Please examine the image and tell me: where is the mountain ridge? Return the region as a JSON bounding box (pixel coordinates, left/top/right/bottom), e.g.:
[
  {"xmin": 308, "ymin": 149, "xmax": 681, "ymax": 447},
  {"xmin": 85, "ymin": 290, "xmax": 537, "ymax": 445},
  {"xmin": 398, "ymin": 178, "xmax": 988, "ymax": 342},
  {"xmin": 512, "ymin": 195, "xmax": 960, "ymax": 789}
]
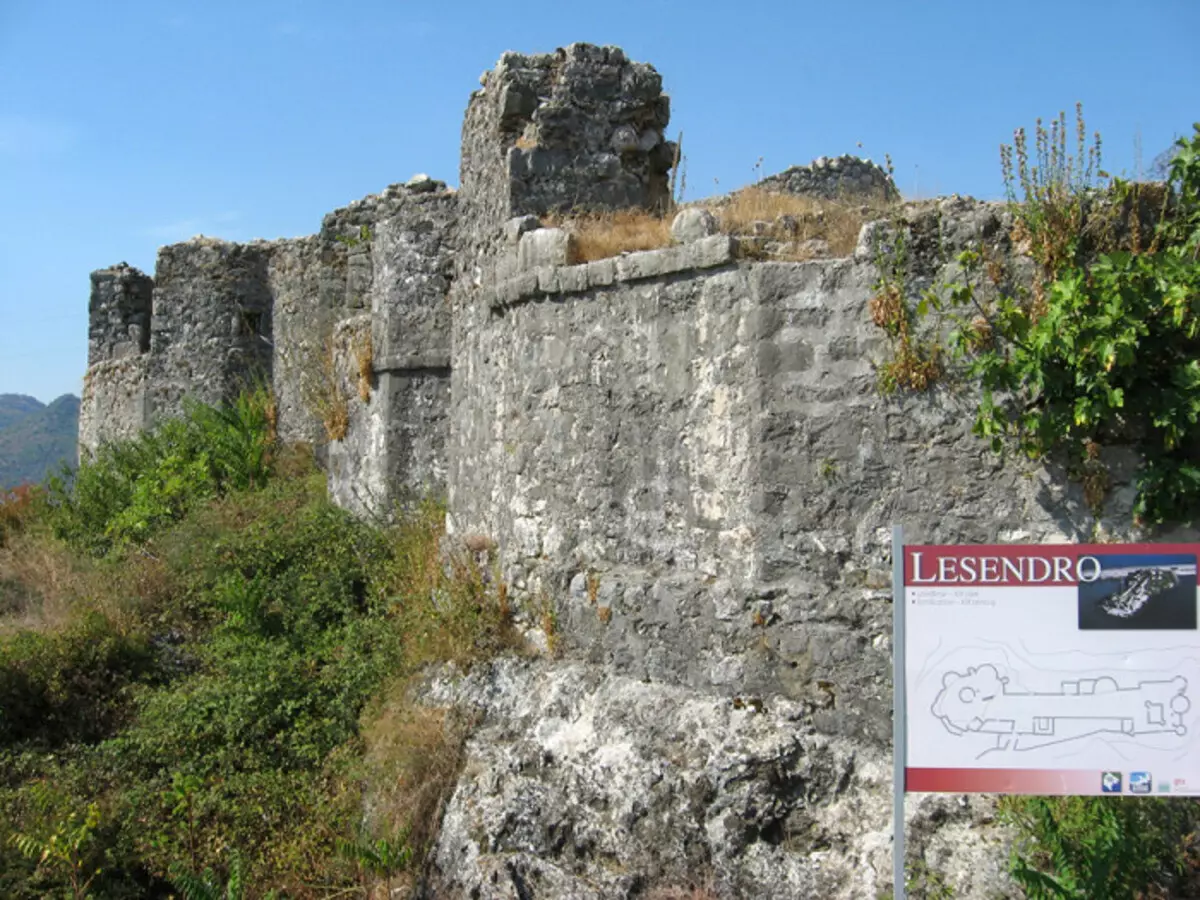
[{"xmin": 0, "ymin": 392, "xmax": 80, "ymax": 490}]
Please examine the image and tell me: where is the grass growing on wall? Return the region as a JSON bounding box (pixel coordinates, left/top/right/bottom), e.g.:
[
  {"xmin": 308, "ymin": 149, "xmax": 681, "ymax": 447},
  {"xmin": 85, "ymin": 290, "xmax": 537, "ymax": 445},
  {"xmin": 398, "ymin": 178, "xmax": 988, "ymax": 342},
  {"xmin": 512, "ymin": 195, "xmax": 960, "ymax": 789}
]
[
  {"xmin": 543, "ymin": 185, "xmax": 893, "ymax": 263},
  {"xmin": 0, "ymin": 390, "xmax": 516, "ymax": 898}
]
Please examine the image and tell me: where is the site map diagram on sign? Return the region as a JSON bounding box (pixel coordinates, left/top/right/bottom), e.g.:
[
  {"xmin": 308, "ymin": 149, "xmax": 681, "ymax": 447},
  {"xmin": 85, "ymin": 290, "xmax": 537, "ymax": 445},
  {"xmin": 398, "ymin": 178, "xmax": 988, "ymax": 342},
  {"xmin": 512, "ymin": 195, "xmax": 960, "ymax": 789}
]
[
  {"xmin": 903, "ymin": 543, "xmax": 1200, "ymax": 795},
  {"xmin": 931, "ymin": 665, "xmax": 1190, "ymax": 758}
]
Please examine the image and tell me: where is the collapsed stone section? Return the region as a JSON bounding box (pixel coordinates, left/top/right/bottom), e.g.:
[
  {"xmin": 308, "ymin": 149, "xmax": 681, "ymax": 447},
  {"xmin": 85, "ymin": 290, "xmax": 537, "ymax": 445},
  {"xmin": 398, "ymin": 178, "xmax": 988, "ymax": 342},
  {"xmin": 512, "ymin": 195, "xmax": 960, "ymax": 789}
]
[
  {"xmin": 755, "ymin": 154, "xmax": 899, "ymax": 202},
  {"xmin": 88, "ymin": 264, "xmax": 154, "ymax": 363}
]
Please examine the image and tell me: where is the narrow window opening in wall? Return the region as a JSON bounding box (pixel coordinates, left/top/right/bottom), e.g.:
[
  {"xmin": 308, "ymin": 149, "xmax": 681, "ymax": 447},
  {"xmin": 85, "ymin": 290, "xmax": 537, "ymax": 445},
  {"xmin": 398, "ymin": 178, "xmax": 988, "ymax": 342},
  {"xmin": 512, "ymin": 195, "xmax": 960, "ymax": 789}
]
[{"xmin": 239, "ymin": 310, "xmax": 263, "ymax": 337}]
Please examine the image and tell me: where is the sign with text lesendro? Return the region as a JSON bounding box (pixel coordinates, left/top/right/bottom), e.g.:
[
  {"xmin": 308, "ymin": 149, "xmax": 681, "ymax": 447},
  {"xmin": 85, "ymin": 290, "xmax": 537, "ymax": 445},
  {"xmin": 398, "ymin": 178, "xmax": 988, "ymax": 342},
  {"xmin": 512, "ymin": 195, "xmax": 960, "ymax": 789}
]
[{"xmin": 904, "ymin": 543, "xmax": 1200, "ymax": 796}]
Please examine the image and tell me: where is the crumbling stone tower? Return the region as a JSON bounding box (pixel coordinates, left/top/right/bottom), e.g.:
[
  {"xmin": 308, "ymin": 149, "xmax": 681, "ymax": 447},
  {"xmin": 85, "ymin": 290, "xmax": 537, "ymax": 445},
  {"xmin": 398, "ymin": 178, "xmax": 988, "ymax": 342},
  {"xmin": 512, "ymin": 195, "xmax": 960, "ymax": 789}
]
[
  {"xmin": 79, "ymin": 264, "xmax": 155, "ymax": 450},
  {"xmin": 461, "ymin": 44, "xmax": 674, "ymax": 225}
]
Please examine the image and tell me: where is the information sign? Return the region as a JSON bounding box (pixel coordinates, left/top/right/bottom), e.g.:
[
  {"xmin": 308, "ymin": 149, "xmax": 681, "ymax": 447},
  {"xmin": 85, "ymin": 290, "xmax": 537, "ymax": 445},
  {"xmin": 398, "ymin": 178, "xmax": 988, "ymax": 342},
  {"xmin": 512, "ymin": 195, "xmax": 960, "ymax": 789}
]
[{"xmin": 902, "ymin": 542, "xmax": 1200, "ymax": 797}]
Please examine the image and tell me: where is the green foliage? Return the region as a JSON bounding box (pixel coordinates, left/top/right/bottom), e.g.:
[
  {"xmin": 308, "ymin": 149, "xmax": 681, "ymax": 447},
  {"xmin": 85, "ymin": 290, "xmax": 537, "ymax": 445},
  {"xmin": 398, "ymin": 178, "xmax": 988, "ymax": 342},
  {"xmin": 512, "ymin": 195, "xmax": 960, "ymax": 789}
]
[
  {"xmin": 333, "ymin": 224, "xmax": 373, "ymax": 248},
  {"xmin": 888, "ymin": 120, "xmax": 1200, "ymax": 525},
  {"xmin": 46, "ymin": 388, "xmax": 277, "ymax": 556},
  {"xmin": 336, "ymin": 828, "xmax": 413, "ymax": 897},
  {"xmin": 0, "ymin": 612, "xmax": 158, "ymax": 747},
  {"xmin": 979, "ymin": 125, "xmax": 1200, "ymax": 523},
  {"xmin": 998, "ymin": 795, "xmax": 1200, "ymax": 899},
  {"xmin": 169, "ymin": 850, "xmax": 258, "ymax": 900},
  {"xmin": 870, "ymin": 196, "xmax": 944, "ymax": 394},
  {"xmin": 7, "ymin": 781, "xmax": 104, "ymax": 900},
  {"xmin": 0, "ymin": 388, "xmax": 515, "ymax": 897}
]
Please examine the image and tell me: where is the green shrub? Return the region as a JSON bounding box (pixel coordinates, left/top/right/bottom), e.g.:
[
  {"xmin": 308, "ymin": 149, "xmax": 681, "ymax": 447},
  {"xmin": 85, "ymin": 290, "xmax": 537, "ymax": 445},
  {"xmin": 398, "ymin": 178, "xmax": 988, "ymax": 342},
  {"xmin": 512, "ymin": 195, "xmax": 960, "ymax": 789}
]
[
  {"xmin": 884, "ymin": 120, "xmax": 1200, "ymax": 524},
  {"xmin": 46, "ymin": 388, "xmax": 277, "ymax": 556},
  {"xmin": 0, "ymin": 612, "xmax": 158, "ymax": 747},
  {"xmin": 999, "ymin": 795, "xmax": 1200, "ymax": 899},
  {"xmin": 971, "ymin": 123, "xmax": 1200, "ymax": 524},
  {"xmin": 0, "ymin": 388, "xmax": 518, "ymax": 896}
]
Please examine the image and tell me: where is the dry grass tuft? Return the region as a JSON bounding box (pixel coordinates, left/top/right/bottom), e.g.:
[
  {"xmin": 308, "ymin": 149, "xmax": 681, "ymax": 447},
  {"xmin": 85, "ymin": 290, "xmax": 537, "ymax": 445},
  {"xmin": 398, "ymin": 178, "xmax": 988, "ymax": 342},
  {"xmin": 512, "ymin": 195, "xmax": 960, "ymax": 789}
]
[
  {"xmin": 0, "ymin": 531, "xmax": 86, "ymax": 632},
  {"xmin": 0, "ymin": 526, "xmax": 176, "ymax": 636},
  {"xmin": 543, "ymin": 210, "xmax": 672, "ymax": 262},
  {"xmin": 460, "ymin": 533, "xmax": 496, "ymax": 556},
  {"xmin": 715, "ymin": 187, "xmax": 882, "ymax": 259},
  {"xmin": 375, "ymin": 502, "xmax": 520, "ymax": 672},
  {"xmin": 359, "ymin": 683, "xmax": 475, "ymax": 881},
  {"xmin": 301, "ymin": 334, "xmax": 349, "ymax": 442},
  {"xmin": 0, "ymin": 484, "xmax": 42, "ymax": 550},
  {"xmin": 543, "ymin": 187, "xmax": 893, "ymax": 264},
  {"xmin": 353, "ymin": 329, "xmax": 374, "ymax": 403}
]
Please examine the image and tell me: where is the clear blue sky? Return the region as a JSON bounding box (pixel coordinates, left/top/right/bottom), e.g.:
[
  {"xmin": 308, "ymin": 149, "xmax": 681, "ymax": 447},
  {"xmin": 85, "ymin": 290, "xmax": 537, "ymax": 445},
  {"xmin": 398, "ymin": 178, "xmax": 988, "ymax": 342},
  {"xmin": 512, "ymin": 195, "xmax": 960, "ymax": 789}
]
[{"xmin": 1, "ymin": 0, "xmax": 1196, "ymax": 404}]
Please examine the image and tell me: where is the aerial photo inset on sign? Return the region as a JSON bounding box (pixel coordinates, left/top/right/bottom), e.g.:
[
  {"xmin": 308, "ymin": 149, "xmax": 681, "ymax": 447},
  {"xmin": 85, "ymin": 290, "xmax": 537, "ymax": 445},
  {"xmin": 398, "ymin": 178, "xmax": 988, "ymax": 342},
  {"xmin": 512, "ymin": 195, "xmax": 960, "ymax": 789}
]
[{"xmin": 1077, "ymin": 553, "xmax": 1198, "ymax": 630}]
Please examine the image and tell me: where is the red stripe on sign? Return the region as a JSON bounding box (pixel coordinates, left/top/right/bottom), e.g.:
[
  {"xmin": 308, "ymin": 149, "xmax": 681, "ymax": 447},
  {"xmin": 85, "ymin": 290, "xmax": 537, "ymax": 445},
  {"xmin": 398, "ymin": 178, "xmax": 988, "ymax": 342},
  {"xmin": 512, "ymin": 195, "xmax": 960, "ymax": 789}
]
[
  {"xmin": 903, "ymin": 543, "xmax": 1198, "ymax": 587},
  {"xmin": 906, "ymin": 768, "xmax": 1103, "ymax": 795}
]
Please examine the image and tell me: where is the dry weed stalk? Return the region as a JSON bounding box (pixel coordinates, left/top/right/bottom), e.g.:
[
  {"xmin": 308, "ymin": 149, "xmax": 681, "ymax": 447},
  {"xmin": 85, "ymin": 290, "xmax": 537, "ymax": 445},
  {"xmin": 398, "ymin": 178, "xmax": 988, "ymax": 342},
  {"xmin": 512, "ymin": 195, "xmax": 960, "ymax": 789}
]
[
  {"xmin": 320, "ymin": 335, "xmax": 349, "ymax": 441},
  {"xmin": 353, "ymin": 329, "xmax": 374, "ymax": 403}
]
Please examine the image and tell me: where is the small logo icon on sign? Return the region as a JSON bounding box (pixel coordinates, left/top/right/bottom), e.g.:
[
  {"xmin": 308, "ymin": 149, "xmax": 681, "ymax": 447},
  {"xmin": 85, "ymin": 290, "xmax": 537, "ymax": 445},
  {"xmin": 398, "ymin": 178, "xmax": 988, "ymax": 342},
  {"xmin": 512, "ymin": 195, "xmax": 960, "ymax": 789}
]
[
  {"xmin": 1101, "ymin": 771, "xmax": 1123, "ymax": 793},
  {"xmin": 1157, "ymin": 781, "xmax": 1172, "ymax": 793},
  {"xmin": 1129, "ymin": 772, "xmax": 1152, "ymax": 794}
]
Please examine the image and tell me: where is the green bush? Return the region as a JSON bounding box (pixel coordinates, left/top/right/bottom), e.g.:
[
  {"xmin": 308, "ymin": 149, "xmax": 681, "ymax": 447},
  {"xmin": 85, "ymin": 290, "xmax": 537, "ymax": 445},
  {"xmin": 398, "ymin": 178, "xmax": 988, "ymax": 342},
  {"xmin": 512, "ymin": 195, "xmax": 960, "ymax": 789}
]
[
  {"xmin": 972, "ymin": 124, "xmax": 1200, "ymax": 524},
  {"xmin": 999, "ymin": 795, "xmax": 1200, "ymax": 899},
  {"xmin": 0, "ymin": 612, "xmax": 158, "ymax": 747},
  {"xmin": 46, "ymin": 388, "xmax": 277, "ymax": 556},
  {"xmin": 0, "ymin": 387, "xmax": 516, "ymax": 896},
  {"xmin": 890, "ymin": 121, "xmax": 1200, "ymax": 525}
]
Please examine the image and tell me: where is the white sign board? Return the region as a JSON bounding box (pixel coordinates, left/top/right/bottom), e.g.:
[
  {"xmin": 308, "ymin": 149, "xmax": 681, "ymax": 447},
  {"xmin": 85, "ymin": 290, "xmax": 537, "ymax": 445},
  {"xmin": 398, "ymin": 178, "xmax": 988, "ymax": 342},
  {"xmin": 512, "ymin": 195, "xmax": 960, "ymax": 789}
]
[{"xmin": 902, "ymin": 543, "xmax": 1200, "ymax": 796}]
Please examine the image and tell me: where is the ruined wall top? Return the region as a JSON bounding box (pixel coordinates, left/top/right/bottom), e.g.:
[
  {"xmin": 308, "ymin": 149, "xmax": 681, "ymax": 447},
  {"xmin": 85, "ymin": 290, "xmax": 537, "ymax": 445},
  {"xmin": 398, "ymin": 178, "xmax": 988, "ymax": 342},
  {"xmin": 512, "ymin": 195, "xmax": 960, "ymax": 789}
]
[
  {"xmin": 755, "ymin": 154, "xmax": 899, "ymax": 203},
  {"xmin": 87, "ymin": 263, "xmax": 154, "ymax": 367}
]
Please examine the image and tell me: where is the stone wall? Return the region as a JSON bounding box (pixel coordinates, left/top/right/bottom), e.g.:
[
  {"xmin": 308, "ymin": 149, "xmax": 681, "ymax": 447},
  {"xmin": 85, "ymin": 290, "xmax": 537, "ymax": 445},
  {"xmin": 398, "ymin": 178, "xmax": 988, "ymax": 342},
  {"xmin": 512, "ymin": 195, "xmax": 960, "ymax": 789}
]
[
  {"xmin": 82, "ymin": 179, "xmax": 458, "ymax": 520},
  {"xmin": 324, "ymin": 178, "xmax": 457, "ymax": 517},
  {"xmin": 445, "ymin": 204, "xmax": 1123, "ymax": 738},
  {"xmin": 428, "ymin": 198, "xmax": 1165, "ymax": 898},
  {"xmin": 78, "ymin": 357, "xmax": 150, "ymax": 453},
  {"xmin": 140, "ymin": 238, "xmax": 274, "ymax": 427}
]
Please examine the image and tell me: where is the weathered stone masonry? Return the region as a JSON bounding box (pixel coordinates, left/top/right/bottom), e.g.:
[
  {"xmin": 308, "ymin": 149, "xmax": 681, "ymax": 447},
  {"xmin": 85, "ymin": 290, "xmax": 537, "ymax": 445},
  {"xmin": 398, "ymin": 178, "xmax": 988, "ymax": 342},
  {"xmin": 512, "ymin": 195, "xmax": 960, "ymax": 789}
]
[{"xmin": 80, "ymin": 43, "xmax": 1175, "ymax": 899}]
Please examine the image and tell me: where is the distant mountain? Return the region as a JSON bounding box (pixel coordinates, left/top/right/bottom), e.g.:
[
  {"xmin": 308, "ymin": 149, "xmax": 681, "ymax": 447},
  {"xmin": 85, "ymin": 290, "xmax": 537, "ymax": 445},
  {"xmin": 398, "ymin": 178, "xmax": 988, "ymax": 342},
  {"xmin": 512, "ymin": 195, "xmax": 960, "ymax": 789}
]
[
  {"xmin": 0, "ymin": 395, "xmax": 45, "ymax": 432},
  {"xmin": 0, "ymin": 393, "xmax": 80, "ymax": 491}
]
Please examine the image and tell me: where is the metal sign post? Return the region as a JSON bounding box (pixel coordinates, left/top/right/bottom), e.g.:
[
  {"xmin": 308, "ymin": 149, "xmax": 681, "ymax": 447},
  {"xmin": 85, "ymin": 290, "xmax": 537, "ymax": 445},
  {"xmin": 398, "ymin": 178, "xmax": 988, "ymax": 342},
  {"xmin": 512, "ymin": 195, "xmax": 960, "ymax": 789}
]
[{"xmin": 892, "ymin": 524, "xmax": 907, "ymax": 900}]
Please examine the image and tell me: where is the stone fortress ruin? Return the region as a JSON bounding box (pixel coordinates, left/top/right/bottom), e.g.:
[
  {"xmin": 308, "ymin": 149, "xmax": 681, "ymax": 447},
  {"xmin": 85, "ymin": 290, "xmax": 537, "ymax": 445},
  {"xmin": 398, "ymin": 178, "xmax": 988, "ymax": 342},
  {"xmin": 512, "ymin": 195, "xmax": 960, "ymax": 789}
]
[{"xmin": 79, "ymin": 42, "xmax": 1170, "ymax": 899}]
